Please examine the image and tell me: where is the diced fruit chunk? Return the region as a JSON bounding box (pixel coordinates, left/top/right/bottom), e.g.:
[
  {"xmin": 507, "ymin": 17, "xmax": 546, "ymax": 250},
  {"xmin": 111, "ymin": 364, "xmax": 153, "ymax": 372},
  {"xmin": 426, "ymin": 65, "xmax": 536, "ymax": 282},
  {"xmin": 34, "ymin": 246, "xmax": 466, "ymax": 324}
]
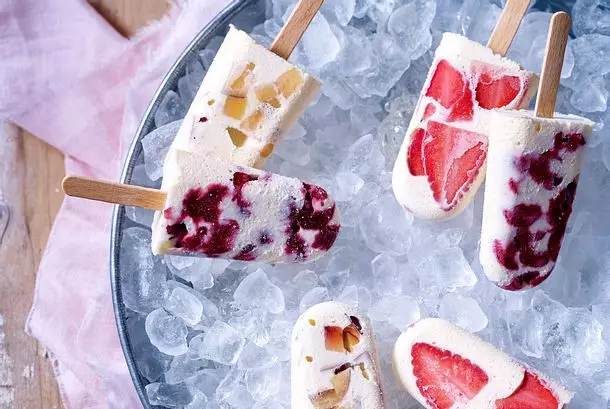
[
  {"xmin": 227, "ymin": 127, "xmax": 248, "ymax": 147},
  {"xmin": 260, "ymin": 143, "xmax": 274, "ymax": 158},
  {"xmin": 325, "ymin": 326, "xmax": 345, "ymax": 352},
  {"xmin": 342, "ymin": 326, "xmax": 361, "ymax": 352},
  {"xmin": 423, "ymin": 121, "xmax": 486, "ymax": 210},
  {"xmin": 276, "ymin": 68, "xmax": 304, "ymax": 98},
  {"xmin": 407, "ymin": 128, "xmax": 426, "ymax": 176},
  {"xmin": 309, "ymin": 389, "xmax": 342, "ymax": 409},
  {"xmin": 224, "ymin": 96, "xmax": 247, "ymax": 120},
  {"xmin": 255, "ymin": 84, "xmax": 282, "ymax": 108},
  {"xmin": 229, "ymin": 62, "xmax": 255, "ymax": 97},
  {"xmin": 426, "ymin": 60, "xmax": 468, "ymax": 110},
  {"xmin": 495, "ymin": 371, "xmax": 560, "ymax": 409},
  {"xmin": 411, "ymin": 342, "xmax": 489, "ymax": 409},
  {"xmin": 475, "ymin": 70, "xmax": 522, "ymax": 109},
  {"xmin": 241, "ymin": 108, "xmax": 265, "ymax": 131},
  {"xmin": 447, "ymin": 86, "xmax": 473, "ymax": 122},
  {"xmin": 330, "ymin": 369, "xmax": 351, "ymax": 401}
]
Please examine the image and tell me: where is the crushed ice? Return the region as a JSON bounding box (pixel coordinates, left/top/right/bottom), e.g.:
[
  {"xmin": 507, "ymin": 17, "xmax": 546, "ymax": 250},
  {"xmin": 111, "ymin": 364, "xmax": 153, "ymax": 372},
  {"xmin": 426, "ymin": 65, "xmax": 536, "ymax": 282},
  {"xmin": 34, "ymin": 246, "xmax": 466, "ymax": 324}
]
[{"xmin": 116, "ymin": 0, "xmax": 610, "ymax": 407}]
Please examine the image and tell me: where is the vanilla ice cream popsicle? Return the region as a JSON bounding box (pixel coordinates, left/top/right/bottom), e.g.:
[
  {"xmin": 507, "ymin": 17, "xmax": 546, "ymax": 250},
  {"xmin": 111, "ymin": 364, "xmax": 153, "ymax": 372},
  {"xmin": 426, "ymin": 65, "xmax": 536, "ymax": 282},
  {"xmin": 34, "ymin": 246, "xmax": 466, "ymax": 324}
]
[
  {"xmin": 393, "ymin": 318, "xmax": 573, "ymax": 409},
  {"xmin": 291, "ymin": 302, "xmax": 385, "ymax": 409},
  {"xmin": 392, "ymin": 0, "xmax": 537, "ymax": 220},
  {"xmin": 150, "ymin": 150, "xmax": 340, "ymax": 262},
  {"xmin": 169, "ymin": 25, "xmax": 321, "ymax": 168},
  {"xmin": 480, "ymin": 111, "xmax": 592, "ymax": 290}
]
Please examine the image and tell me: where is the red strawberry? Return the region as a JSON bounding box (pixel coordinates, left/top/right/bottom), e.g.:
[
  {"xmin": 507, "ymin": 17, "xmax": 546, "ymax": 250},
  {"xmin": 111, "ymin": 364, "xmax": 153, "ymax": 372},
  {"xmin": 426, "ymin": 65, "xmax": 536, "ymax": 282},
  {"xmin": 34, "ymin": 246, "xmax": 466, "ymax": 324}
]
[
  {"xmin": 423, "ymin": 121, "xmax": 487, "ymax": 209},
  {"xmin": 426, "ymin": 60, "xmax": 468, "ymax": 110},
  {"xmin": 447, "ymin": 86, "xmax": 474, "ymax": 122},
  {"xmin": 475, "ymin": 70, "xmax": 522, "ymax": 109},
  {"xmin": 495, "ymin": 371, "xmax": 560, "ymax": 409},
  {"xmin": 411, "ymin": 342, "xmax": 489, "ymax": 409},
  {"xmin": 407, "ymin": 128, "xmax": 426, "ymax": 176},
  {"xmin": 423, "ymin": 103, "xmax": 436, "ymax": 120}
]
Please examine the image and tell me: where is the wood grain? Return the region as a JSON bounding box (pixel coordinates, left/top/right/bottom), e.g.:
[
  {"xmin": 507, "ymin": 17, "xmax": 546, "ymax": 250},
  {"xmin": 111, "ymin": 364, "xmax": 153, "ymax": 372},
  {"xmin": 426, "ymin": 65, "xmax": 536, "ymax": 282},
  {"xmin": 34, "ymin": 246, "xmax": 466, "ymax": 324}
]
[
  {"xmin": 270, "ymin": 0, "xmax": 324, "ymax": 59},
  {"xmin": 487, "ymin": 0, "xmax": 531, "ymax": 56},
  {"xmin": 63, "ymin": 176, "xmax": 167, "ymax": 210},
  {"xmin": 0, "ymin": 1, "xmax": 172, "ymax": 408},
  {"xmin": 535, "ymin": 12, "xmax": 571, "ymax": 118}
]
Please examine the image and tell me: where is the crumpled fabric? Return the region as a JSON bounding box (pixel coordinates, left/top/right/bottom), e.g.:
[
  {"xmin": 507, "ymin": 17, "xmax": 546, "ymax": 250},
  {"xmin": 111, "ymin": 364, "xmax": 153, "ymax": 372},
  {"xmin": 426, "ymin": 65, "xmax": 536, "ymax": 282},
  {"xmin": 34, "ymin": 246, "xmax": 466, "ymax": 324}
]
[{"xmin": 0, "ymin": 0, "xmax": 231, "ymax": 408}]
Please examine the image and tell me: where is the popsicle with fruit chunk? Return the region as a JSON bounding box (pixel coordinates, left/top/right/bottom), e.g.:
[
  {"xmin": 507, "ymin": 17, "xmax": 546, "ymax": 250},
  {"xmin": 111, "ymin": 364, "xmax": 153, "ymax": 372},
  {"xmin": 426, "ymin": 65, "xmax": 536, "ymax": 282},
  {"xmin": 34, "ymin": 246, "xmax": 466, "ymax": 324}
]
[
  {"xmin": 393, "ymin": 318, "xmax": 573, "ymax": 409},
  {"xmin": 480, "ymin": 12, "xmax": 593, "ymax": 290},
  {"xmin": 392, "ymin": 0, "xmax": 538, "ymax": 220},
  {"xmin": 291, "ymin": 302, "xmax": 386, "ymax": 409},
  {"xmin": 167, "ymin": 0, "xmax": 324, "ymax": 169},
  {"xmin": 62, "ymin": 150, "xmax": 340, "ymax": 263}
]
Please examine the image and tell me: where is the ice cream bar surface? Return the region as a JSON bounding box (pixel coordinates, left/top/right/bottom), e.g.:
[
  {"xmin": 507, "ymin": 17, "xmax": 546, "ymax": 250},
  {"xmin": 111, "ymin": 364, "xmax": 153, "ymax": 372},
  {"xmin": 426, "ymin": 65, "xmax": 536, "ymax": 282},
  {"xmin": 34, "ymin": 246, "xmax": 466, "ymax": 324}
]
[
  {"xmin": 392, "ymin": 32, "xmax": 537, "ymax": 220},
  {"xmin": 480, "ymin": 110, "xmax": 593, "ymax": 290},
  {"xmin": 291, "ymin": 302, "xmax": 386, "ymax": 409}
]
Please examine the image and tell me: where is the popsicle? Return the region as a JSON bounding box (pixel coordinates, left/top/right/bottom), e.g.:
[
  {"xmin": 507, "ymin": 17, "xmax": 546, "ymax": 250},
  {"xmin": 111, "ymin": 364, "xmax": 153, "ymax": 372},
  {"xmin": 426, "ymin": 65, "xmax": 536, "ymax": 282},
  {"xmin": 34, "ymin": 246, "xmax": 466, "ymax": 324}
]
[
  {"xmin": 480, "ymin": 13, "xmax": 593, "ymax": 290},
  {"xmin": 62, "ymin": 150, "xmax": 340, "ymax": 263},
  {"xmin": 393, "ymin": 318, "xmax": 573, "ymax": 409},
  {"xmin": 392, "ymin": 0, "xmax": 538, "ymax": 220},
  {"xmin": 291, "ymin": 302, "xmax": 385, "ymax": 409},
  {"xmin": 167, "ymin": 9, "xmax": 322, "ymax": 169}
]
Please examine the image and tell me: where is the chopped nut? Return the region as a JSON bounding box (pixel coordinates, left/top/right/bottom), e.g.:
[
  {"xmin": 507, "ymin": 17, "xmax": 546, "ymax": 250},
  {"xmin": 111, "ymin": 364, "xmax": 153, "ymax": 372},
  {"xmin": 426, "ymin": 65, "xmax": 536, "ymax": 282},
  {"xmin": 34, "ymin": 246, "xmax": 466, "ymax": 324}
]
[
  {"xmin": 224, "ymin": 96, "xmax": 247, "ymax": 119},
  {"xmin": 207, "ymin": 99, "xmax": 215, "ymax": 105},
  {"xmin": 358, "ymin": 362, "xmax": 369, "ymax": 380},
  {"xmin": 227, "ymin": 127, "xmax": 248, "ymax": 147},
  {"xmin": 229, "ymin": 62, "xmax": 255, "ymax": 97},
  {"xmin": 241, "ymin": 108, "xmax": 264, "ymax": 131},
  {"xmin": 306, "ymin": 356, "xmax": 313, "ymax": 362},
  {"xmin": 330, "ymin": 369, "xmax": 351, "ymax": 401},
  {"xmin": 309, "ymin": 319, "xmax": 316, "ymax": 326},
  {"xmin": 324, "ymin": 326, "xmax": 345, "ymax": 352},
  {"xmin": 309, "ymin": 389, "xmax": 341, "ymax": 409},
  {"xmin": 342, "ymin": 325, "xmax": 361, "ymax": 352},
  {"xmin": 275, "ymin": 68, "xmax": 304, "ymax": 98}
]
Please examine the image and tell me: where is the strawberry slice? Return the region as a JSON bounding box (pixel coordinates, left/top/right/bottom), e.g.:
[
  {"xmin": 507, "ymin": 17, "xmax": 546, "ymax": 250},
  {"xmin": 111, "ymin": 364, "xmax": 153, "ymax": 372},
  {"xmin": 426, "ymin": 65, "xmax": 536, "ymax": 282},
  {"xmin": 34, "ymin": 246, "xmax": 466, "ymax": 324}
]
[
  {"xmin": 447, "ymin": 86, "xmax": 474, "ymax": 122},
  {"xmin": 426, "ymin": 60, "xmax": 468, "ymax": 110},
  {"xmin": 423, "ymin": 103, "xmax": 436, "ymax": 120},
  {"xmin": 407, "ymin": 128, "xmax": 426, "ymax": 176},
  {"xmin": 423, "ymin": 121, "xmax": 487, "ymax": 209},
  {"xmin": 495, "ymin": 371, "xmax": 560, "ymax": 409},
  {"xmin": 475, "ymin": 69, "xmax": 522, "ymax": 109},
  {"xmin": 411, "ymin": 342, "xmax": 489, "ymax": 409}
]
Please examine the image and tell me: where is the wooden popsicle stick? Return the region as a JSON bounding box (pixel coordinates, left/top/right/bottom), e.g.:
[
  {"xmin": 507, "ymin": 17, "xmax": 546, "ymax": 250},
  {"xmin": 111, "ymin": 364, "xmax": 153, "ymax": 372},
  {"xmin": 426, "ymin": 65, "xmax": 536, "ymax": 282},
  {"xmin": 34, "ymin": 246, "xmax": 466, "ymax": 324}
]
[
  {"xmin": 534, "ymin": 12, "xmax": 571, "ymax": 118},
  {"xmin": 62, "ymin": 176, "xmax": 167, "ymax": 210},
  {"xmin": 487, "ymin": 0, "xmax": 531, "ymax": 56},
  {"xmin": 270, "ymin": 0, "xmax": 325, "ymax": 60}
]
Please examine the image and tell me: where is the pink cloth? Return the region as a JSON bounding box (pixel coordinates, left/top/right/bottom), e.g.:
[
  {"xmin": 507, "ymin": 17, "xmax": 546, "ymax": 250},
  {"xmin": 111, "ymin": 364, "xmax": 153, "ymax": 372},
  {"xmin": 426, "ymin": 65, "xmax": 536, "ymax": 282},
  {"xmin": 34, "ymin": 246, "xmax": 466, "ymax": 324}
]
[{"xmin": 0, "ymin": 0, "xmax": 231, "ymax": 408}]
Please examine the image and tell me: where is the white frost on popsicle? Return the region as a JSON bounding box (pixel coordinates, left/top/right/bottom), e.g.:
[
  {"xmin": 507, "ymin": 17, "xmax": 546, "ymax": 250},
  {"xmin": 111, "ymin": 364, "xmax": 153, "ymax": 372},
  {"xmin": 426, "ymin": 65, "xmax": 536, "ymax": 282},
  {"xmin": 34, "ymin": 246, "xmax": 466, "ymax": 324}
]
[{"xmin": 291, "ymin": 302, "xmax": 385, "ymax": 409}]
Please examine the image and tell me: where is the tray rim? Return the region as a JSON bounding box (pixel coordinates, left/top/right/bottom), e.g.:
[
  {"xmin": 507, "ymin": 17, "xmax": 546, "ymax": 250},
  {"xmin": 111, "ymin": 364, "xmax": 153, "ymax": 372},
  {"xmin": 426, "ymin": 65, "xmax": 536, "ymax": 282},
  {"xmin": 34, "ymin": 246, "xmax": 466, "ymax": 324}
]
[{"xmin": 109, "ymin": 0, "xmax": 256, "ymax": 407}]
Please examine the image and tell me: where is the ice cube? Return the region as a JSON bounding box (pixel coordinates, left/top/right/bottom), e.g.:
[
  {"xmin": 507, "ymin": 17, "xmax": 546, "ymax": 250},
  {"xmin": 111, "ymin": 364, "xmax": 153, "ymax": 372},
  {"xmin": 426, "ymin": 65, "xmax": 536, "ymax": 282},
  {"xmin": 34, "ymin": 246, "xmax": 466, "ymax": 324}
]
[
  {"xmin": 573, "ymin": 0, "xmax": 610, "ymax": 37},
  {"xmin": 274, "ymin": 137, "xmax": 311, "ymax": 166},
  {"xmin": 369, "ymin": 295, "xmax": 420, "ymax": 330},
  {"xmin": 238, "ymin": 342, "xmax": 278, "ymax": 369},
  {"xmin": 333, "ymin": 172, "xmax": 364, "ymax": 202},
  {"xmin": 164, "ymin": 354, "xmax": 209, "ymax": 385},
  {"xmin": 416, "ymin": 247, "xmax": 478, "ymax": 291},
  {"xmin": 293, "ymin": 13, "xmax": 341, "ymax": 70},
  {"xmin": 359, "ymin": 192, "xmax": 413, "ymax": 255},
  {"xmin": 199, "ymin": 321, "xmax": 245, "ymax": 365},
  {"xmin": 245, "ymin": 363, "xmax": 282, "ymax": 401},
  {"xmin": 126, "ymin": 315, "xmax": 171, "ymax": 382},
  {"xmin": 299, "ymin": 286, "xmax": 330, "ymax": 313},
  {"xmin": 141, "ymin": 120, "xmax": 182, "ymax": 181},
  {"xmin": 322, "ymin": 0, "xmax": 356, "ymax": 26},
  {"xmin": 146, "ymin": 382, "xmax": 193, "ymax": 408},
  {"xmin": 438, "ymin": 294, "xmax": 488, "ymax": 333},
  {"xmin": 340, "ymin": 134, "xmax": 385, "ymax": 180},
  {"xmin": 372, "ymin": 253, "xmax": 401, "ymax": 296},
  {"xmin": 164, "ymin": 287, "xmax": 204, "ymax": 326},
  {"xmin": 266, "ymin": 320, "xmax": 293, "ymax": 362},
  {"xmin": 120, "ymin": 227, "xmax": 168, "ymax": 314},
  {"xmin": 228, "ymin": 308, "xmax": 270, "ymax": 347},
  {"xmin": 221, "ymin": 385, "xmax": 253, "ymax": 409},
  {"xmin": 154, "ymin": 90, "xmax": 187, "ymax": 128},
  {"xmin": 145, "ymin": 308, "xmax": 188, "ymax": 356},
  {"xmin": 233, "ymin": 269, "xmax": 285, "ymax": 314}
]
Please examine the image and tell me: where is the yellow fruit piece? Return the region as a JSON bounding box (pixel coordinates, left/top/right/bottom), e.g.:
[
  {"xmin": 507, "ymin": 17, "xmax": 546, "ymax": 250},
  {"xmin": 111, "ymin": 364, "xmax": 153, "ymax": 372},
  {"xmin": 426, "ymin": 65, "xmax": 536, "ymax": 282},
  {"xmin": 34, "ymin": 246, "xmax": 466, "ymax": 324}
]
[
  {"xmin": 227, "ymin": 127, "xmax": 248, "ymax": 147},
  {"xmin": 241, "ymin": 108, "xmax": 265, "ymax": 131},
  {"xmin": 308, "ymin": 319, "xmax": 316, "ymax": 326},
  {"xmin": 330, "ymin": 369, "xmax": 351, "ymax": 401},
  {"xmin": 207, "ymin": 99, "xmax": 215, "ymax": 105},
  {"xmin": 306, "ymin": 356, "xmax": 313, "ymax": 362},
  {"xmin": 229, "ymin": 62, "xmax": 255, "ymax": 97},
  {"xmin": 259, "ymin": 143, "xmax": 274, "ymax": 158},
  {"xmin": 224, "ymin": 96, "xmax": 247, "ymax": 120},
  {"xmin": 255, "ymin": 84, "xmax": 282, "ymax": 108},
  {"xmin": 275, "ymin": 68, "xmax": 304, "ymax": 98}
]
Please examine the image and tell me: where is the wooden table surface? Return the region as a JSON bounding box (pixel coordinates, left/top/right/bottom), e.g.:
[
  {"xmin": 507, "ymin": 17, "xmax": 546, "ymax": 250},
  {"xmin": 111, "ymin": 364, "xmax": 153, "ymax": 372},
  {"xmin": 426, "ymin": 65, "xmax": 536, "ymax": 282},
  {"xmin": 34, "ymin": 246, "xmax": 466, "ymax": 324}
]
[{"xmin": 0, "ymin": 1, "xmax": 170, "ymax": 408}]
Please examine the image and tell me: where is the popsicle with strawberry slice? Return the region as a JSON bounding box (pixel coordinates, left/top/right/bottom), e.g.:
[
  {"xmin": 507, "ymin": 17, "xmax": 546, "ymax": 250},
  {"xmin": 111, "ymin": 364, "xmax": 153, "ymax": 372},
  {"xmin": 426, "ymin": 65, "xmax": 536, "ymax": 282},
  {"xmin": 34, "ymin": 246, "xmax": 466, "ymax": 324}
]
[
  {"xmin": 291, "ymin": 302, "xmax": 386, "ymax": 409},
  {"xmin": 393, "ymin": 318, "xmax": 573, "ymax": 409},
  {"xmin": 392, "ymin": 0, "xmax": 538, "ymax": 220}
]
